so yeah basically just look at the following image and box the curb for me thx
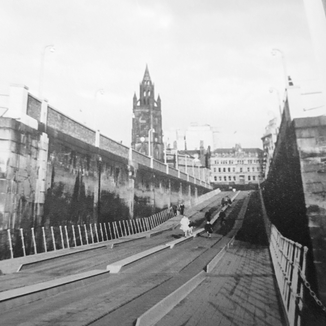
[135,270,206,326]
[106,245,169,273]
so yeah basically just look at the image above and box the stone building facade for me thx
[210,144,264,185]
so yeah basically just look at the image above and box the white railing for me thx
[269,224,307,326]
[2,208,174,260]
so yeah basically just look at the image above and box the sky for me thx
[0,0,323,149]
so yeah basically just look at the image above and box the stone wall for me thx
[262,96,326,304]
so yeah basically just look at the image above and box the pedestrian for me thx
[205,220,213,237]
[179,215,192,237]
[172,204,178,216]
[205,211,211,222]
[221,197,227,207]
[179,202,185,215]
[219,210,226,225]
[225,196,232,205]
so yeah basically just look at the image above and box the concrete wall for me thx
[262,93,326,304]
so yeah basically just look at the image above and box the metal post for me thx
[59,226,64,249]
[7,229,13,259]
[42,227,47,253]
[72,225,77,247]
[51,226,56,251]
[20,228,26,257]
[31,227,37,254]
[90,224,94,244]
[64,225,70,249]
[100,223,104,241]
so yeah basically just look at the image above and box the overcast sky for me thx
[0,0,322,148]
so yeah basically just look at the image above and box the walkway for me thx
[156,241,285,326]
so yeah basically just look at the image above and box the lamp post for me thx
[269,87,282,118]
[148,128,155,157]
[94,89,104,147]
[272,48,288,89]
[39,44,55,98]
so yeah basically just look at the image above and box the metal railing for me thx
[1,208,174,261]
[269,224,307,326]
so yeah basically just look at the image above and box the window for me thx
[219,176,222,181]
[224,176,227,181]
[233,176,236,181]
[233,167,235,172]
[247,167,250,172]
[252,167,255,172]
[213,168,216,172]
[253,176,256,181]
[223,168,226,172]
[240,167,243,172]
[228,176,231,181]
[214,176,217,181]
[228,167,231,172]
[248,176,251,181]
[218,168,221,172]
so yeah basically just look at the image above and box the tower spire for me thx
[142,64,151,83]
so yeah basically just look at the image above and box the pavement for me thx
[155,241,286,326]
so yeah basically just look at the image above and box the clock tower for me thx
[131,66,164,161]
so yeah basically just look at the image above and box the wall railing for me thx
[1,208,174,261]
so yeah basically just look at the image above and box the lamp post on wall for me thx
[269,87,282,119]
[271,48,288,89]
[148,128,155,157]
[39,44,55,98]
[94,88,105,147]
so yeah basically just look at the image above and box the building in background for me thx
[131,66,164,161]
[210,144,263,186]
[261,117,279,178]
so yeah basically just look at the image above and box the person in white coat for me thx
[179,215,193,237]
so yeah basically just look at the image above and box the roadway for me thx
[0,191,261,326]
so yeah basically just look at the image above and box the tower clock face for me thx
[140,137,145,142]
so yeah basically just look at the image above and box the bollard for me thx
[20,228,26,257]
[7,229,13,259]
[51,226,56,251]
[31,227,37,254]
[90,224,94,244]
[64,225,70,249]
[42,227,47,253]
[59,226,65,249]
[72,225,77,247]
[128,220,133,235]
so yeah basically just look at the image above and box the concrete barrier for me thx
[135,270,206,326]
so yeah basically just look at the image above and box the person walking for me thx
[179,202,185,215]
[204,211,213,237]
[180,215,192,237]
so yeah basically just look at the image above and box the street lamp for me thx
[94,89,105,147]
[39,44,55,98]
[271,48,288,88]
[269,87,282,118]
[148,128,155,157]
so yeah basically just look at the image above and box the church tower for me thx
[131,66,164,161]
